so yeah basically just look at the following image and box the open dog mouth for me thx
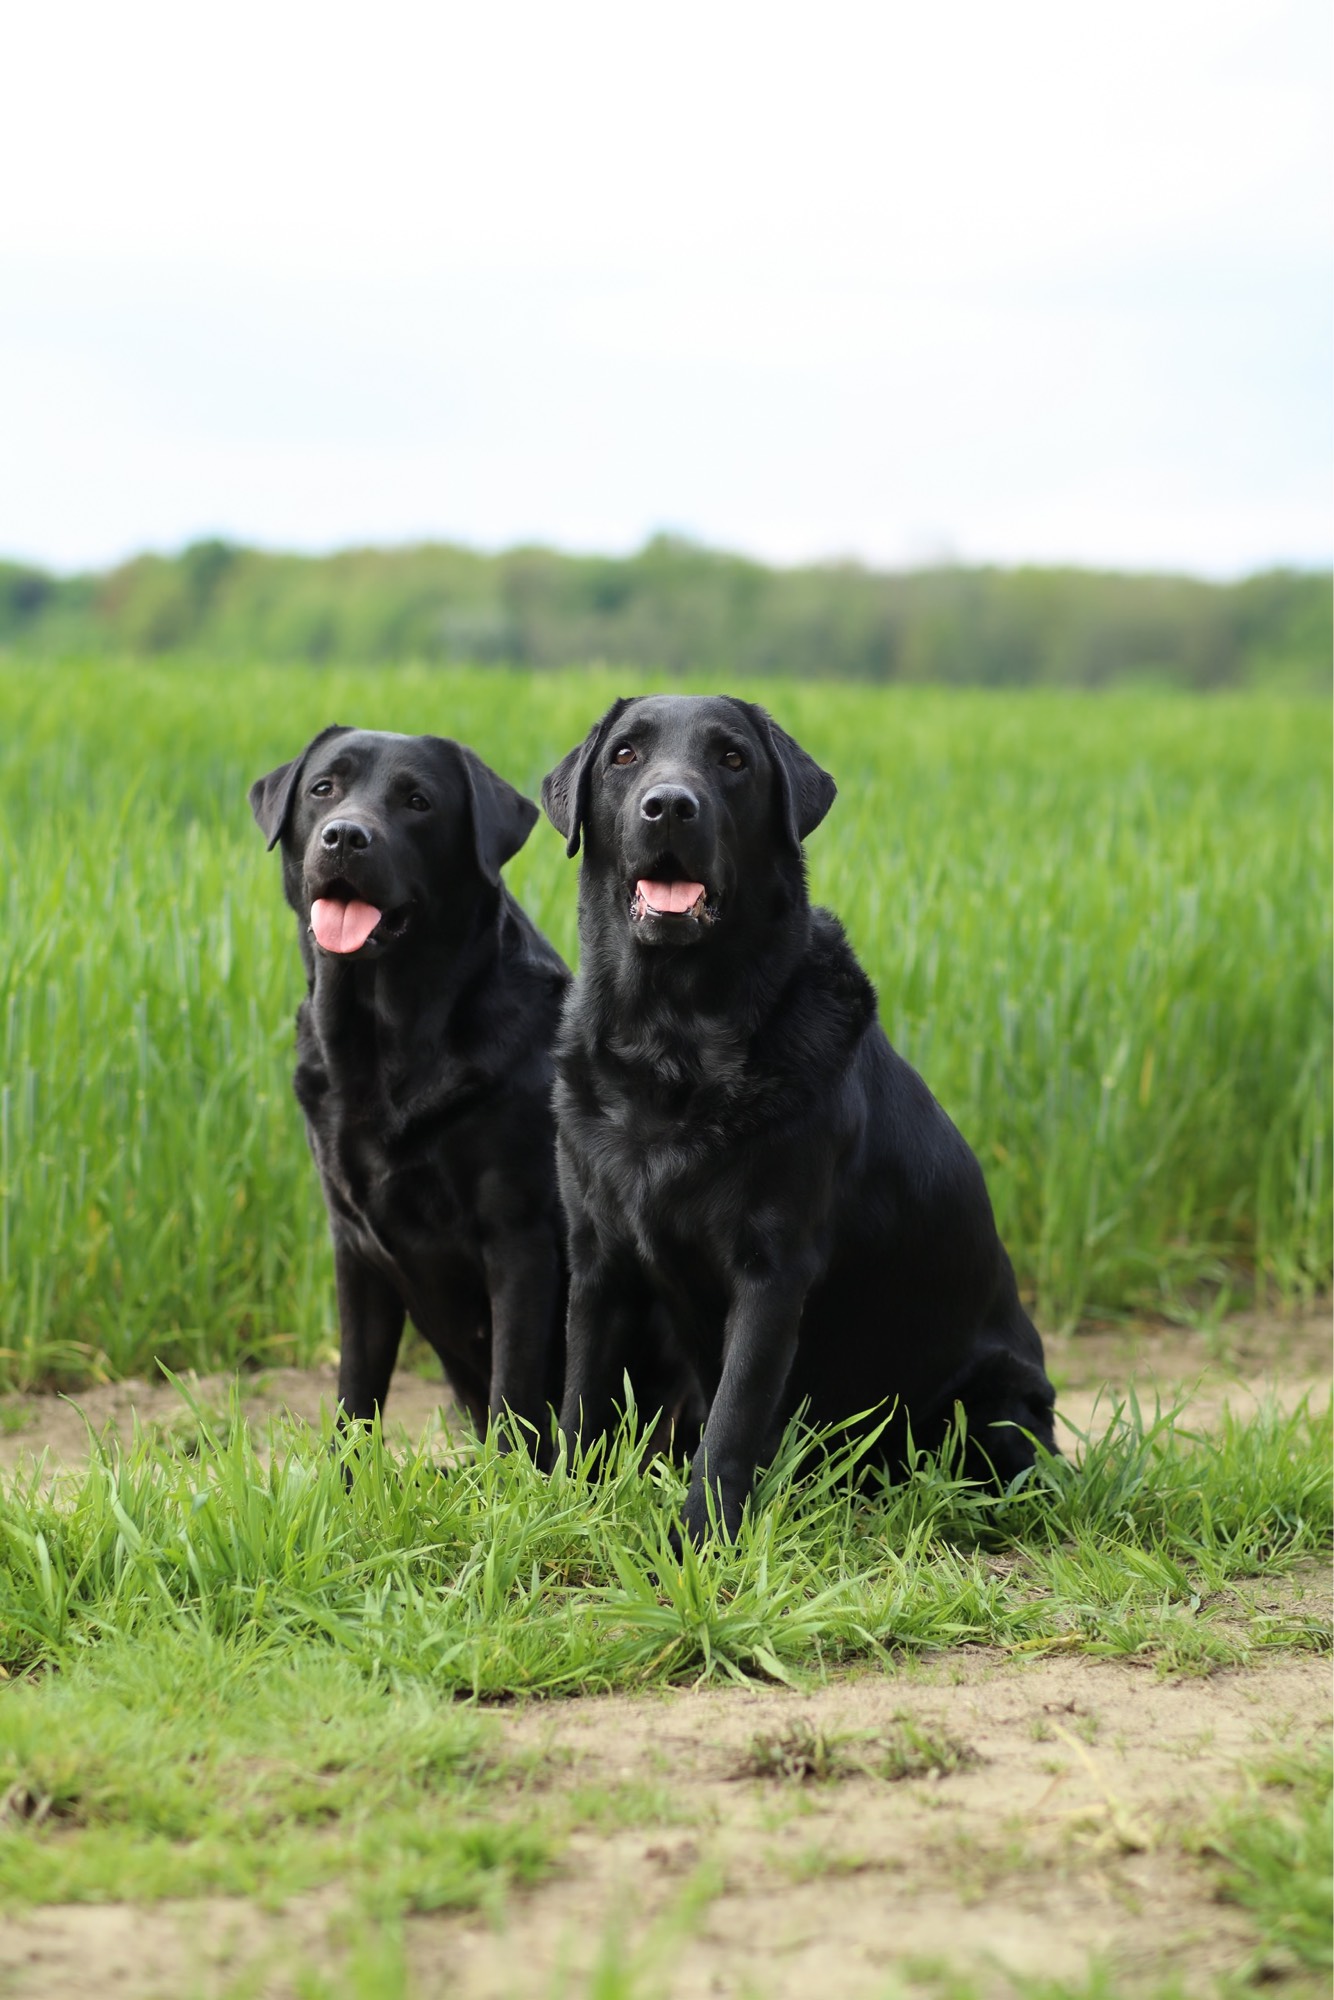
[628,867,718,926]
[308,889,413,955]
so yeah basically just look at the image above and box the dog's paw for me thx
[674,1481,747,1550]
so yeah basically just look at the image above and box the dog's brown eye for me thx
[721,748,745,771]
[407,793,430,812]
[611,744,637,766]
[311,779,334,796]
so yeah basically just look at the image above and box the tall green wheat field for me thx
[0,661,1327,1391]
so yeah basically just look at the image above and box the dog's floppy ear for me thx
[541,698,630,858]
[248,725,352,852]
[758,709,837,849]
[453,744,540,884]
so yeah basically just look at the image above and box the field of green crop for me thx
[1,660,1329,1997]
[0,660,1328,1391]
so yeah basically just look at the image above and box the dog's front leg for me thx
[483,1231,563,1459]
[558,1227,653,1460]
[679,1275,805,1544]
[334,1240,406,1423]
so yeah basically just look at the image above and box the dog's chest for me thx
[582,1091,741,1279]
[311,1111,471,1277]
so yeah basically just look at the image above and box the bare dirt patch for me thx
[1044,1302,1331,1440]
[1,1303,1328,1482]
[473,1650,1330,2000]
[0,1362,452,1484]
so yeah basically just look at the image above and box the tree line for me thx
[0,535,1327,690]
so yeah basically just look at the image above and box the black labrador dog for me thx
[250,725,570,1441]
[542,694,1057,1542]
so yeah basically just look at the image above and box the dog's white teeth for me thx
[629,883,715,923]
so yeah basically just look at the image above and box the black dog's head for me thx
[250,726,538,961]
[541,695,836,952]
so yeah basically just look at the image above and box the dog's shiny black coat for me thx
[250,726,570,1436]
[542,694,1057,1541]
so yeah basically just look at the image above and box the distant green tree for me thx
[2,538,1328,692]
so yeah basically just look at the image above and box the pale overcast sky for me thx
[2,0,1329,574]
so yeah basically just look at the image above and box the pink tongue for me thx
[310,898,382,954]
[637,879,705,916]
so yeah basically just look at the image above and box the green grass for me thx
[2,1400,1328,1992]
[0,661,1328,1387]
[0,1641,545,1910]
[2,1392,1328,1696]
[0,1394,1328,1989]
[1201,1744,1334,1986]
[1,658,1327,2000]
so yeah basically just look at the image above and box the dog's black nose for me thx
[639,785,699,825]
[319,818,373,854]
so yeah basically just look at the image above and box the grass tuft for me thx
[740,1713,975,1784]
[2,1392,1327,1695]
